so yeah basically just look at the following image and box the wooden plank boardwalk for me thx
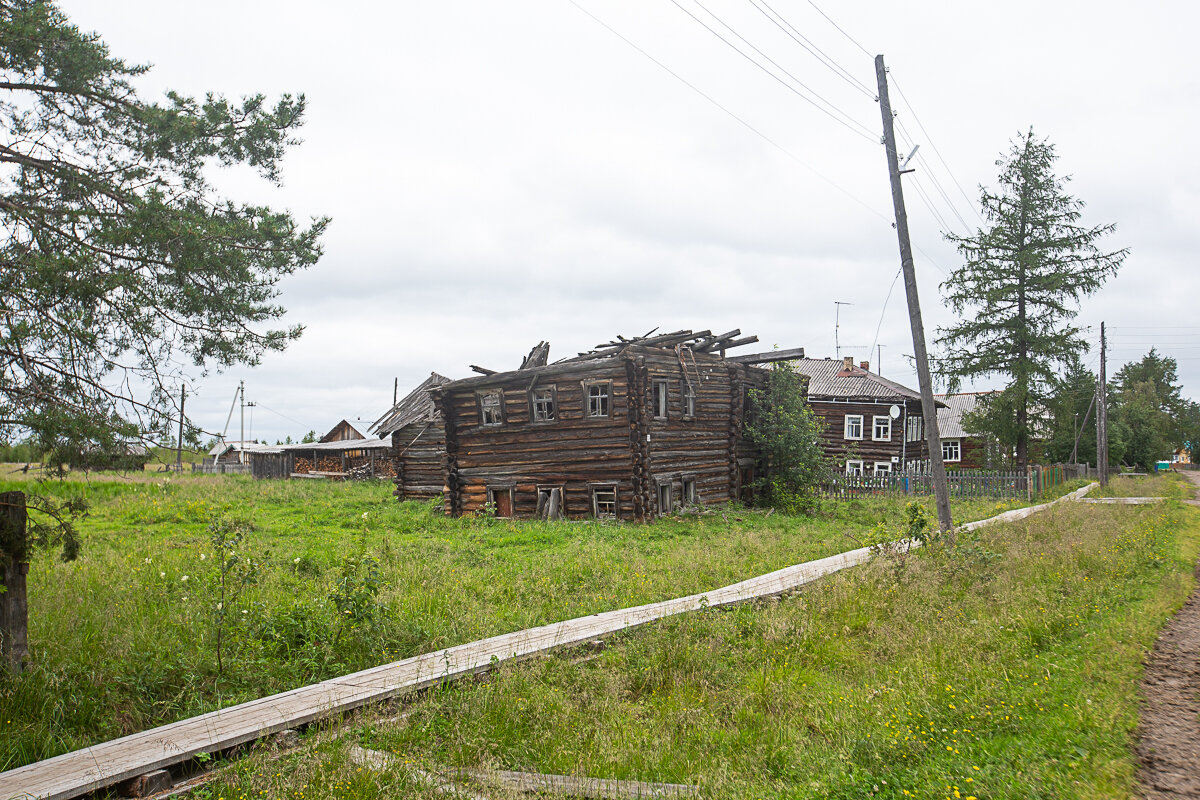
[0,482,1097,800]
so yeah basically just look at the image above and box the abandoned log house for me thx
[369,372,453,501]
[786,356,939,475]
[431,329,792,521]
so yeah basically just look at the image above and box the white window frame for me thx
[906,415,923,443]
[844,414,864,440]
[942,438,962,463]
[873,461,892,476]
[845,460,864,476]
[872,415,891,442]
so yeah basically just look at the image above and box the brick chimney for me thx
[860,361,870,371]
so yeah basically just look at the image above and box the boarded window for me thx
[479,391,503,426]
[536,486,564,520]
[531,388,556,422]
[487,487,513,517]
[652,380,669,419]
[586,382,611,418]
[592,485,617,518]
[844,414,864,440]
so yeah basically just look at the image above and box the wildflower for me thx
[144,557,153,564]
[160,572,166,578]
[200,553,207,560]
[294,557,301,564]
[361,511,369,519]
[181,575,189,582]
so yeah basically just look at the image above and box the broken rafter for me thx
[519,341,550,370]
[470,365,497,376]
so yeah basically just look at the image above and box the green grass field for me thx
[202,477,1199,800]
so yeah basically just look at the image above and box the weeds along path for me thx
[1138,469,1200,799]
[0,484,1096,800]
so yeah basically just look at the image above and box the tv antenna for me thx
[834,301,853,357]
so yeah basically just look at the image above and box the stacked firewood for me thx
[293,457,314,474]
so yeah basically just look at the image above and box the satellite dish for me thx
[889,404,901,419]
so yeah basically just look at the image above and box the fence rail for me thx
[191,462,250,475]
[820,464,1087,500]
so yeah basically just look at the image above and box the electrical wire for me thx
[668,0,879,144]
[566,0,892,225]
[869,267,903,359]
[744,0,875,97]
[804,0,873,58]
[889,73,985,226]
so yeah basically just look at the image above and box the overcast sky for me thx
[62,0,1200,444]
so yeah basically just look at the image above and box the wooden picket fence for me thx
[820,464,1086,501]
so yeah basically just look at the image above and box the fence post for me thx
[0,491,30,674]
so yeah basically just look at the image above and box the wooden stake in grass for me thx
[0,490,29,674]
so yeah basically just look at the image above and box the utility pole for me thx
[1098,322,1109,486]
[834,301,852,358]
[393,377,399,407]
[176,385,186,473]
[875,54,953,536]
[239,380,245,465]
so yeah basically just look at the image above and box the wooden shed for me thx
[369,372,453,502]
[433,329,772,521]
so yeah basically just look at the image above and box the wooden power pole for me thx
[1098,322,1109,486]
[875,54,953,535]
[176,385,186,474]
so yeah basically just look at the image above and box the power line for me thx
[804,0,873,58]
[566,0,892,225]
[744,0,875,98]
[668,0,879,144]
[869,267,903,359]
[889,73,985,226]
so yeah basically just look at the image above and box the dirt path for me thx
[1138,469,1200,798]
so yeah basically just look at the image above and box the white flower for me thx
[241,609,248,615]
[144,557,152,564]
[181,575,189,582]
[160,572,166,578]
[216,602,223,611]
[199,553,207,560]
[294,557,301,564]
[181,596,188,602]
[361,512,369,519]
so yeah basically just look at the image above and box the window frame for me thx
[478,390,504,426]
[682,382,697,417]
[873,461,892,476]
[942,438,962,463]
[682,477,697,506]
[652,379,669,420]
[845,459,864,476]
[844,414,864,440]
[872,415,892,442]
[590,484,618,518]
[584,381,612,419]
[530,386,557,423]
[486,486,514,517]
[906,414,924,443]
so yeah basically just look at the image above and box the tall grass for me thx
[0,475,1023,771]
[196,496,1199,799]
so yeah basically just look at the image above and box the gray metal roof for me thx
[790,358,932,403]
[209,440,284,457]
[279,437,391,452]
[934,392,992,438]
[369,372,452,438]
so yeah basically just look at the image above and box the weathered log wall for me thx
[391,422,446,501]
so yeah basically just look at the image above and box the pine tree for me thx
[937,130,1126,470]
[0,1,327,462]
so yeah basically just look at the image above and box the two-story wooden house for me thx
[788,356,939,475]
[431,330,772,520]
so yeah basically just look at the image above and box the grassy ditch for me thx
[1089,472,1189,499]
[198,494,1200,798]
[0,475,1027,771]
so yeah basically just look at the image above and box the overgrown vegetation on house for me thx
[746,362,833,512]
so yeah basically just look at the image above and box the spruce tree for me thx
[937,130,1125,470]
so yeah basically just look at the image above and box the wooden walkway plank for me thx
[0,484,1097,800]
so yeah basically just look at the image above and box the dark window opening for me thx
[652,380,669,419]
[487,487,513,517]
[657,482,672,515]
[683,383,696,416]
[531,388,556,422]
[592,486,617,518]
[683,478,697,505]
[479,391,503,426]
